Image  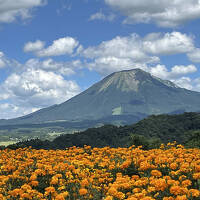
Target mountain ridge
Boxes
[1,68,200,126]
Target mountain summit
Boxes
[95,69,177,93]
[1,68,200,125]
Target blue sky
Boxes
[1,0,200,119]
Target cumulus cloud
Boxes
[105,0,200,27]
[149,64,200,91]
[187,48,200,62]
[0,52,6,68]
[0,52,82,119]
[0,59,5,68]
[81,32,195,75]
[89,12,115,21]
[36,37,79,57]
[143,32,194,55]
[173,77,193,90]
[150,64,197,80]
[193,78,200,91]
[82,34,160,65]
[171,65,197,77]
[171,77,200,92]
[1,50,77,75]
[24,37,80,57]
[0,0,46,23]
[24,40,45,52]
[87,57,149,75]
[24,58,78,75]
[0,68,80,111]
[0,103,38,119]
[0,51,16,69]
[83,34,145,60]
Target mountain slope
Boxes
[7,112,200,150]
[1,68,200,125]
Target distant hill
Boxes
[1,68,200,127]
[7,112,200,150]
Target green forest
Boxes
[4,112,200,150]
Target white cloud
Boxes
[0,59,5,68]
[87,56,149,75]
[83,34,160,64]
[0,52,5,68]
[171,65,197,77]
[171,76,200,92]
[0,51,15,69]
[0,103,39,119]
[81,32,195,75]
[24,40,45,52]
[187,48,200,63]
[143,32,194,55]
[173,77,193,90]
[24,58,77,75]
[89,12,115,21]
[193,78,200,91]
[0,52,82,119]
[150,65,169,79]
[149,64,200,91]
[0,0,46,23]
[83,34,145,60]
[36,37,79,57]
[150,64,197,80]
[0,68,80,110]
[105,0,200,27]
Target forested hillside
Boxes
[6,112,200,150]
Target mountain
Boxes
[1,68,200,126]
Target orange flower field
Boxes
[0,143,200,200]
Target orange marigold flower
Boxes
[20,193,31,199]
[21,184,32,191]
[81,178,89,187]
[55,194,65,200]
[181,180,192,187]
[151,170,162,177]
[170,186,188,195]
[116,192,125,199]
[55,192,69,200]
[50,177,59,185]
[163,197,175,200]
[62,191,69,197]
[30,180,38,187]
[178,175,186,181]
[193,172,200,179]
[104,196,113,200]
[194,164,200,172]
[169,163,178,170]
[141,197,156,200]
[58,186,65,191]
[131,175,140,180]
[120,160,131,169]
[108,187,118,196]
[188,189,200,197]
[79,188,88,195]
[175,195,187,200]
[132,188,141,193]
[9,188,23,197]
[45,186,56,195]
[29,174,37,181]
[147,186,156,193]
[127,197,137,200]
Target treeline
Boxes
[6,112,200,150]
